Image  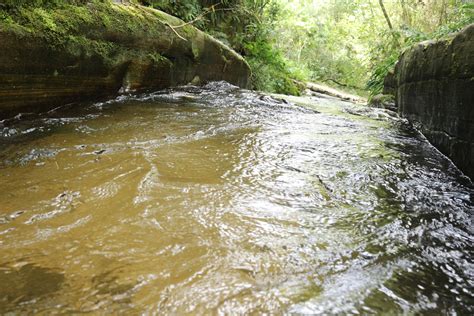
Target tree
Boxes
[378,0,399,47]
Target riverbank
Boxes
[0,2,250,118]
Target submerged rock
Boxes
[392,24,474,180]
[0,2,250,118]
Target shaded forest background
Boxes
[1,0,473,96]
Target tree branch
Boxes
[378,0,400,47]
[164,23,187,41]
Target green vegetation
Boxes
[272,0,473,97]
[1,0,472,96]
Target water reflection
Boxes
[0,82,473,313]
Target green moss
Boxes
[66,35,119,62]
[0,2,177,63]
[31,8,58,31]
[180,25,197,37]
[0,1,192,43]
[0,10,27,34]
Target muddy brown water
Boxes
[0,82,473,314]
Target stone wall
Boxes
[394,24,474,179]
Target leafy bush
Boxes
[366,52,398,97]
[244,39,301,95]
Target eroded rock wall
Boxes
[0,3,250,118]
[394,24,474,179]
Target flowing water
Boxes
[0,82,473,314]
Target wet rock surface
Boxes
[393,24,474,180]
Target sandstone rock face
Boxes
[394,24,474,180]
[0,3,250,118]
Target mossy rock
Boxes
[0,1,250,117]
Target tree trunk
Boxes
[400,0,411,27]
[438,0,447,27]
[378,0,399,47]
[378,0,394,31]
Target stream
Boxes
[0,82,473,314]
